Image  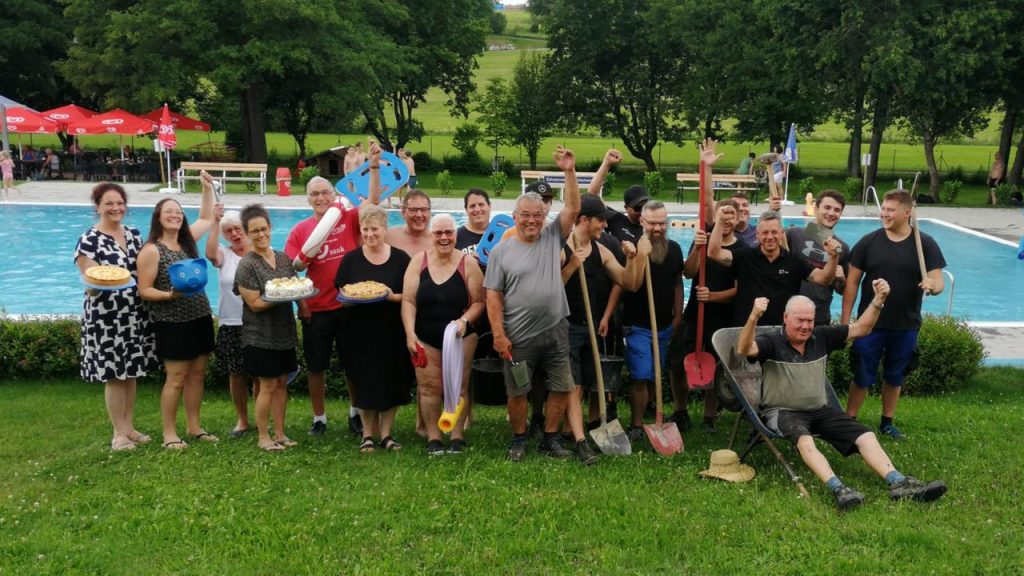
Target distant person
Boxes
[44,148,61,179]
[456,188,492,259]
[607,185,647,244]
[1,150,14,200]
[137,171,218,449]
[343,146,359,176]
[353,141,367,166]
[841,189,946,442]
[400,148,417,195]
[75,182,158,451]
[22,146,37,162]
[68,141,82,155]
[988,151,1005,205]
[736,152,755,175]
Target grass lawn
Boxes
[1,368,1021,574]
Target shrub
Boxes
[826,314,984,396]
[992,183,1014,206]
[940,179,962,204]
[441,152,491,175]
[643,171,664,197]
[490,11,507,34]
[297,165,320,189]
[436,170,455,195]
[490,171,508,197]
[0,315,80,380]
[844,177,863,202]
[452,123,482,158]
[798,177,816,198]
[602,171,617,197]
[947,166,965,183]
[412,151,436,172]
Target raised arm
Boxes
[699,138,725,225]
[808,237,840,285]
[205,204,225,267]
[847,279,890,340]
[587,149,622,196]
[555,146,580,238]
[707,211,733,266]
[187,171,217,242]
[737,297,768,357]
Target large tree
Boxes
[357,0,491,151]
[545,0,688,170]
[0,0,82,110]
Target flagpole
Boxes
[781,123,797,206]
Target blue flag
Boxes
[784,123,798,164]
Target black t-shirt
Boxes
[848,228,945,330]
[563,242,606,326]
[622,240,684,330]
[786,225,850,326]
[731,247,815,326]
[734,225,757,247]
[607,211,643,244]
[752,325,849,364]
[683,236,739,332]
[456,226,484,256]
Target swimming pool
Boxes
[1,203,1022,321]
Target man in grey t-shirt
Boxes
[484,146,596,464]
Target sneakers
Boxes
[348,413,363,435]
[308,420,327,436]
[527,416,545,439]
[606,400,619,423]
[889,477,948,503]
[576,440,598,466]
[833,485,866,511]
[447,439,466,454]
[625,426,646,444]
[507,437,528,462]
[879,423,907,441]
[666,410,691,432]
[538,436,574,459]
[426,439,446,456]
[701,417,717,434]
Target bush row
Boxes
[3,314,984,398]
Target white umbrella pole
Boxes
[119,135,126,183]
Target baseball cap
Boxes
[525,181,554,198]
[579,194,617,220]
[624,185,649,209]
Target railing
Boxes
[942,270,955,316]
[862,185,881,216]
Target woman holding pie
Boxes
[137,170,218,449]
[334,203,413,453]
[401,213,485,455]
[75,182,158,451]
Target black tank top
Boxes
[414,254,469,349]
[563,242,603,325]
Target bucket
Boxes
[599,354,625,392]
[471,357,507,406]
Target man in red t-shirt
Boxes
[285,149,383,436]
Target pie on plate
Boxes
[85,265,132,287]
[339,281,389,300]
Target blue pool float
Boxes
[477,214,515,266]
[335,152,409,207]
[1018,235,1024,261]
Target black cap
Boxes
[525,180,554,198]
[624,185,649,209]
[579,194,617,220]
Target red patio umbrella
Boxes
[39,104,98,131]
[67,108,156,136]
[4,108,60,133]
[141,107,211,132]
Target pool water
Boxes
[1,203,1022,322]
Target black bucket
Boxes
[471,357,508,406]
[599,354,625,392]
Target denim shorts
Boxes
[624,324,674,382]
[849,329,919,388]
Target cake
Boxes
[340,280,389,300]
[265,276,315,299]
[84,265,131,287]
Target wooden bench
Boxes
[520,170,600,201]
[675,173,761,204]
[176,162,268,195]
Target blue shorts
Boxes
[624,325,674,382]
[850,329,919,388]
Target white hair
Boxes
[305,176,333,196]
[514,192,544,214]
[785,295,815,315]
[430,213,457,231]
[221,210,242,228]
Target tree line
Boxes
[3,0,1022,199]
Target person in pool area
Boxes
[739,291,947,512]
[386,189,433,257]
[785,190,851,326]
[1,150,15,200]
[285,159,382,437]
[233,204,300,452]
[137,171,218,449]
[841,189,946,442]
[402,213,486,455]
[75,182,159,451]
[335,204,414,453]
[456,188,492,259]
[206,206,256,438]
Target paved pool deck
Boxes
[6,181,1024,366]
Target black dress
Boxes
[335,247,413,411]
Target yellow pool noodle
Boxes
[438,398,466,434]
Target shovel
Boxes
[573,235,631,455]
[909,172,930,285]
[642,261,683,456]
[685,162,716,389]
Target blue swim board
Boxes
[477,214,515,266]
[335,152,409,207]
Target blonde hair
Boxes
[0,150,11,161]
[359,203,388,228]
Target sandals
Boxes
[162,439,188,450]
[274,437,297,448]
[359,437,376,454]
[379,436,402,451]
[111,438,136,452]
[189,432,219,443]
[127,431,152,444]
[260,440,285,452]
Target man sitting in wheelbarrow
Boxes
[737,285,948,511]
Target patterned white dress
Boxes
[75,226,157,383]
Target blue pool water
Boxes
[1,203,1022,321]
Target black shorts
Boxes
[776,407,871,457]
[243,346,298,378]
[213,324,245,376]
[153,315,215,361]
[301,308,344,372]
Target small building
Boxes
[309,146,349,179]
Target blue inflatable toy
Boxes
[168,258,208,295]
[335,152,409,207]
[1018,234,1024,261]
[476,214,515,266]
